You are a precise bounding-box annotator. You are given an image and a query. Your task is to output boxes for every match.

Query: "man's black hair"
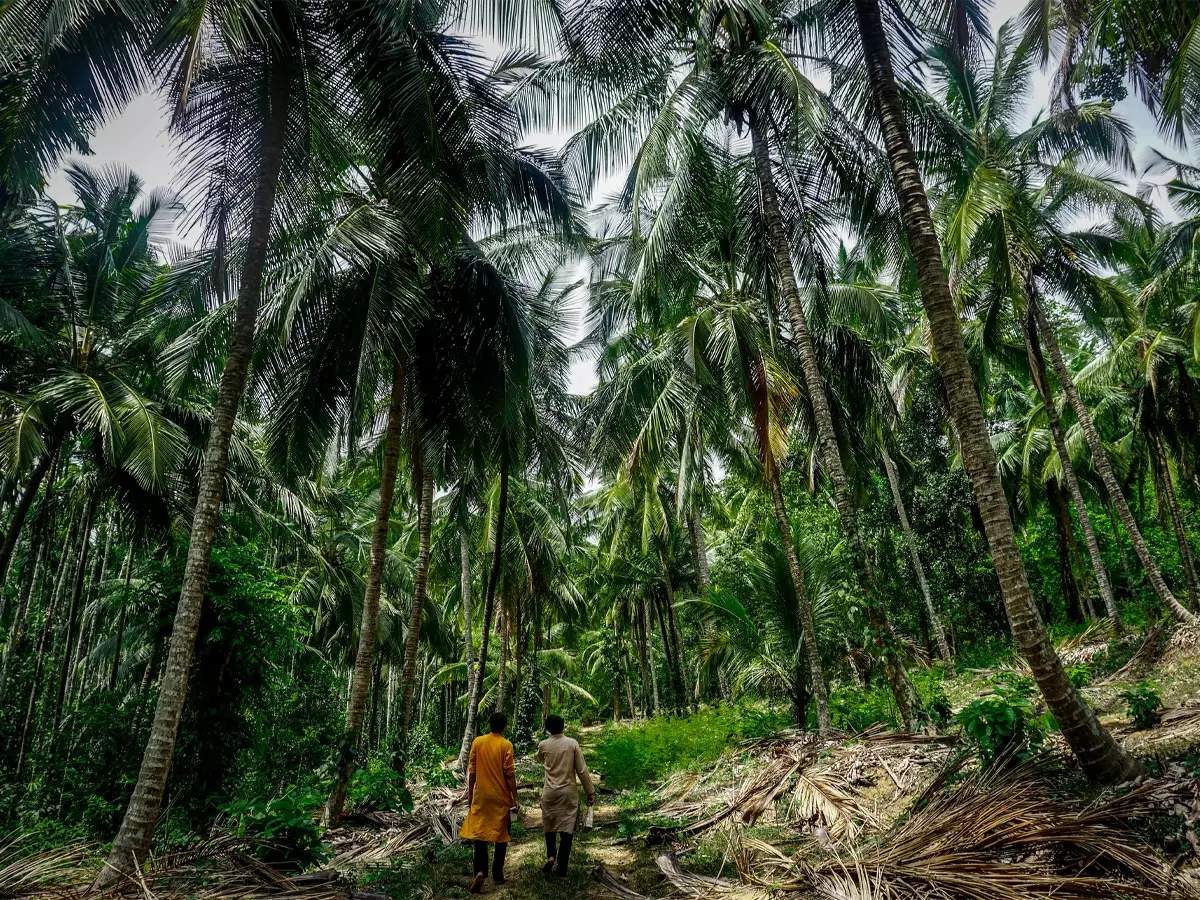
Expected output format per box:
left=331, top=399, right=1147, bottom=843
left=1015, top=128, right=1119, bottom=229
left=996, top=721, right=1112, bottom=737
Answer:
left=544, top=714, right=565, bottom=735
left=488, top=711, right=508, bottom=734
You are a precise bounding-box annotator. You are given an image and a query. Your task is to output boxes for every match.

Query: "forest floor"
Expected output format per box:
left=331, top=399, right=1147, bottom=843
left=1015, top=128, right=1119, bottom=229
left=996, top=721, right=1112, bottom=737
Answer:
left=339, top=624, right=1200, bottom=900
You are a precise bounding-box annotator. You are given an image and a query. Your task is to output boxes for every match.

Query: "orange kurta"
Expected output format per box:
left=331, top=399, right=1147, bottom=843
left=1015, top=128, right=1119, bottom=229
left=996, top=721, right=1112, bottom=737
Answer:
left=459, top=733, right=516, bottom=843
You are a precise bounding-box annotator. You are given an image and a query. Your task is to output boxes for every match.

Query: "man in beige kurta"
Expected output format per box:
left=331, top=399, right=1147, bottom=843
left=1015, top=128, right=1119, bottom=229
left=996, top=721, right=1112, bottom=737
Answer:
left=536, top=714, right=594, bottom=880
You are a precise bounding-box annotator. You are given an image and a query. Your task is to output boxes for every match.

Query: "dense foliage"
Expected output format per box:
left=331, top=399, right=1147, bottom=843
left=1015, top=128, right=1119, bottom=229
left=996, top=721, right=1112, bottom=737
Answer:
left=1, top=0, right=1199, bottom=877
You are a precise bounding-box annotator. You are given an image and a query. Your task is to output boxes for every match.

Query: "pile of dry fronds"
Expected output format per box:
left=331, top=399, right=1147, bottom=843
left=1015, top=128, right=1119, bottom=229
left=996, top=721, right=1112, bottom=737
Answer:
left=0, top=832, right=91, bottom=897
left=327, top=786, right=465, bottom=866
left=1055, top=620, right=1117, bottom=667
left=87, top=835, right=346, bottom=900
left=751, top=761, right=1187, bottom=899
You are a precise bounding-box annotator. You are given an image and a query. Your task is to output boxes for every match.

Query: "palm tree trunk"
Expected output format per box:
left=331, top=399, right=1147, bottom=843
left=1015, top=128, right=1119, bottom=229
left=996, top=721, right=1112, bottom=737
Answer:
left=109, top=545, right=134, bottom=691
left=688, top=505, right=709, bottom=595
left=645, top=600, right=660, bottom=715
left=0, top=449, right=53, bottom=588
left=96, top=60, right=294, bottom=886
left=52, top=492, right=98, bottom=738
left=1029, top=295, right=1196, bottom=625
left=767, top=469, right=831, bottom=731
left=853, top=0, right=1142, bottom=783
left=457, top=458, right=509, bottom=770
left=460, top=513, right=475, bottom=705
left=633, top=601, right=651, bottom=716
left=324, top=356, right=405, bottom=821
left=881, top=447, right=954, bottom=670
left=1026, top=309, right=1121, bottom=627
left=749, top=113, right=918, bottom=729
left=656, top=552, right=689, bottom=712
left=397, top=465, right=435, bottom=776
left=1, top=525, right=44, bottom=704
left=1153, top=432, right=1198, bottom=610
left=15, top=538, right=67, bottom=778
left=496, top=606, right=510, bottom=713
left=1049, top=483, right=1085, bottom=622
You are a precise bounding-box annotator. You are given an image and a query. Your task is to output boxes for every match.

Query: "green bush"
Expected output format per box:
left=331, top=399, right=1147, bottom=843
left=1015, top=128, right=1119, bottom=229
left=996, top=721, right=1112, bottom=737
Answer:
left=912, top=667, right=953, bottom=728
left=590, top=704, right=788, bottom=789
left=217, top=785, right=328, bottom=870
left=829, top=683, right=897, bottom=731
left=1119, top=681, right=1162, bottom=730
left=956, top=673, right=1045, bottom=766
left=349, top=759, right=412, bottom=813
left=1066, top=664, right=1092, bottom=689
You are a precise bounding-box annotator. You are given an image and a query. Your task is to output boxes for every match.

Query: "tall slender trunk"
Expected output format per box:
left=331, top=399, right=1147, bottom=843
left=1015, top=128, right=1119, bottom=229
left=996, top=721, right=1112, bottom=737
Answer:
left=1, top=526, right=44, bottom=703
left=1153, top=432, right=1198, bottom=610
left=767, top=470, right=831, bottom=731
left=687, top=505, right=709, bottom=595
left=853, top=0, right=1141, bottom=783
left=110, top=546, right=134, bottom=691
left=324, top=356, right=405, bottom=821
left=396, top=465, right=435, bottom=775
left=496, top=606, right=510, bottom=713
left=457, top=457, right=509, bottom=770
left=0, top=449, right=53, bottom=588
left=633, top=602, right=651, bottom=717
left=1049, top=483, right=1085, bottom=623
left=881, top=447, right=954, bottom=670
left=749, top=113, right=917, bottom=729
left=1025, top=314, right=1121, bottom=628
left=653, top=596, right=673, bottom=711
left=644, top=600, right=660, bottom=715
left=1030, top=295, right=1196, bottom=625
left=460, top=514, right=475, bottom=704
left=1108, top=502, right=1135, bottom=590
left=656, top=552, right=689, bottom=712
left=52, top=493, right=98, bottom=738
left=97, top=59, right=293, bottom=886
left=15, top=540, right=67, bottom=777
left=368, top=657, right=383, bottom=755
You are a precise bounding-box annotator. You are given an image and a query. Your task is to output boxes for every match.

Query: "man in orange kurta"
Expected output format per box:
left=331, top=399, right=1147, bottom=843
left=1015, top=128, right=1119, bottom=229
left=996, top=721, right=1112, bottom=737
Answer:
left=459, top=711, right=519, bottom=893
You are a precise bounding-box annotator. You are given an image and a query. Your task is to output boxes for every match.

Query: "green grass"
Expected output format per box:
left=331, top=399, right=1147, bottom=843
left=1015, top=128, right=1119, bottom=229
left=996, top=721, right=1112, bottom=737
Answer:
left=588, top=704, right=789, bottom=789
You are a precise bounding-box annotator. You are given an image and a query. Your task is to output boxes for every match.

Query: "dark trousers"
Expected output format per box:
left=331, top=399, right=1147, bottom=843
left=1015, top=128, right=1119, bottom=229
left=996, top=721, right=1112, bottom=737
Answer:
left=472, top=840, right=507, bottom=880
left=544, top=831, right=574, bottom=876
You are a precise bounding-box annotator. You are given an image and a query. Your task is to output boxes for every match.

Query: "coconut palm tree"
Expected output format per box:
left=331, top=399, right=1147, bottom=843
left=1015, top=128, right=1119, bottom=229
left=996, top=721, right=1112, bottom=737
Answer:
left=844, top=0, right=1142, bottom=782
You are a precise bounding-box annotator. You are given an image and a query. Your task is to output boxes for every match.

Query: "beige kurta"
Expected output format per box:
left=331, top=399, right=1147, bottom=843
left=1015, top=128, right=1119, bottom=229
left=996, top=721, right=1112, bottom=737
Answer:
left=536, top=733, right=595, bottom=833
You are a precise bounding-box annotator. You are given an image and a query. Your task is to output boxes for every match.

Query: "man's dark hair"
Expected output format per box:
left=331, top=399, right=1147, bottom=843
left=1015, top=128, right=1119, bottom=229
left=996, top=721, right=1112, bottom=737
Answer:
left=488, top=711, right=508, bottom=734
left=545, top=714, right=565, bottom=735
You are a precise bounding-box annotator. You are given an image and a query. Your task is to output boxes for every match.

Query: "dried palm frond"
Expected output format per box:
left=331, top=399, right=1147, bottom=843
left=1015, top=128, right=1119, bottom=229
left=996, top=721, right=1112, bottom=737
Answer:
left=1165, top=623, right=1200, bottom=659
left=1103, top=623, right=1169, bottom=683
left=0, top=832, right=91, bottom=898
left=591, top=864, right=650, bottom=899
left=655, top=853, right=772, bottom=900
left=813, top=861, right=888, bottom=900
left=789, top=772, right=878, bottom=842
left=785, top=761, right=1177, bottom=900
left=328, top=786, right=466, bottom=867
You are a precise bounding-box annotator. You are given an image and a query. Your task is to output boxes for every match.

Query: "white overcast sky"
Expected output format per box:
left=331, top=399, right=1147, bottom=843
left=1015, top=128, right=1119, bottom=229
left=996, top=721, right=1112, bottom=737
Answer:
left=42, top=0, right=1191, bottom=396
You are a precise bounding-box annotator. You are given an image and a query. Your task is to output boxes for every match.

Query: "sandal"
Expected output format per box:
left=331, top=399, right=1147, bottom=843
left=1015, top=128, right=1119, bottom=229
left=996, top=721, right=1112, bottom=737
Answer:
left=542, top=858, right=556, bottom=874
left=469, top=874, right=486, bottom=894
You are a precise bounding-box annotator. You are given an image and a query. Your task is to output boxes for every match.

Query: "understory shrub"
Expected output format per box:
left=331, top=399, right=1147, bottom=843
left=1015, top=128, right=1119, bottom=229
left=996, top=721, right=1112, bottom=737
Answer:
left=829, top=683, right=897, bottom=731
left=1119, top=681, right=1162, bottom=730
left=590, top=704, right=788, bottom=788
left=217, top=785, right=327, bottom=870
left=956, top=673, right=1046, bottom=766
left=349, top=759, right=411, bottom=813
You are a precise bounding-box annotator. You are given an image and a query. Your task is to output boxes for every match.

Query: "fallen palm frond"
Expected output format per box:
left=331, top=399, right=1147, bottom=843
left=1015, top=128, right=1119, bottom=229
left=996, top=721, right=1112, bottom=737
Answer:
left=789, top=771, right=879, bottom=842
left=648, top=743, right=814, bottom=843
left=1103, top=622, right=1169, bottom=683
left=1165, top=624, right=1200, bottom=660
left=91, top=835, right=345, bottom=900
left=1056, top=619, right=1115, bottom=663
left=654, top=853, right=772, bottom=900
left=0, top=833, right=91, bottom=898
left=328, top=787, right=465, bottom=866
left=773, top=760, right=1178, bottom=900
left=591, top=865, right=651, bottom=899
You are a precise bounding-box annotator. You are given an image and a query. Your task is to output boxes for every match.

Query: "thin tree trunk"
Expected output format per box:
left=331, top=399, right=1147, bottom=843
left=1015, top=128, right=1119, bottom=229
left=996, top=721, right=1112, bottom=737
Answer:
left=110, top=545, right=134, bottom=691
left=749, top=113, right=918, bottom=729
left=687, top=505, right=709, bottom=595
left=457, top=458, right=509, bottom=770
left=634, top=602, right=651, bottom=717
left=881, top=447, right=953, bottom=670
left=0, top=449, right=53, bottom=588
left=496, top=605, right=510, bottom=713
left=1, top=527, right=44, bottom=703
left=645, top=600, right=660, bottom=715
left=1026, top=309, right=1121, bottom=628
left=368, top=656, right=383, bottom=755
left=853, top=0, right=1141, bottom=783
left=460, top=514, right=475, bottom=707
left=15, top=542, right=66, bottom=777
left=1153, top=432, right=1198, bottom=610
left=768, top=470, right=831, bottom=731
left=324, top=356, right=405, bottom=821
left=1030, top=295, right=1195, bottom=625
left=397, top=465, right=435, bottom=775
left=52, top=493, right=98, bottom=738
left=1049, top=483, right=1085, bottom=623
left=1108, top=502, right=1135, bottom=589
left=656, top=552, right=689, bottom=712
